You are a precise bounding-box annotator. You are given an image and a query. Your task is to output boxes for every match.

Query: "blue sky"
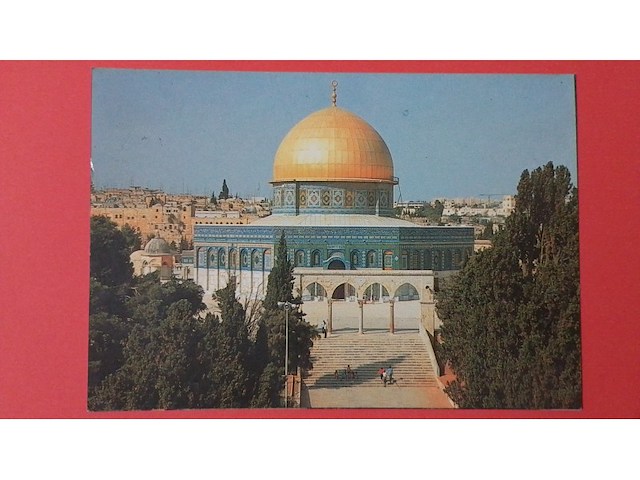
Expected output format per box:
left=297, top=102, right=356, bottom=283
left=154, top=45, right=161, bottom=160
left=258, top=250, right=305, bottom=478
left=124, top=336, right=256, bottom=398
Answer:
left=91, top=69, right=577, bottom=201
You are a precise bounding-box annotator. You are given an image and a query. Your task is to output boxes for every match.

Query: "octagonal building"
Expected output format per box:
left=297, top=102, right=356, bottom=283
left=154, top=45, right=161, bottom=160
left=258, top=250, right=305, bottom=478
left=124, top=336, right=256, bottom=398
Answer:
left=192, top=84, right=474, bottom=330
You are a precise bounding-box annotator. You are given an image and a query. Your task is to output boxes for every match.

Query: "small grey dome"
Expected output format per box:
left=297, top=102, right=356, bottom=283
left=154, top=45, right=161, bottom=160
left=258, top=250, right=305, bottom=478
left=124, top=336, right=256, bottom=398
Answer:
left=144, top=237, right=172, bottom=255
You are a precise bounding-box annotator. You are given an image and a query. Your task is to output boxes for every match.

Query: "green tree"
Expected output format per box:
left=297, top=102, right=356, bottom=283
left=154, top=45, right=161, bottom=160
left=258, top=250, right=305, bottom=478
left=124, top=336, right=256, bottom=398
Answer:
left=263, top=232, right=295, bottom=311
left=88, top=226, right=320, bottom=410
left=437, top=162, right=581, bottom=409
left=218, top=179, right=230, bottom=200
left=90, top=299, right=206, bottom=411
left=179, top=237, right=192, bottom=251
left=478, top=221, right=495, bottom=240
left=88, top=216, right=136, bottom=396
left=258, top=231, right=319, bottom=406
left=88, top=310, right=130, bottom=390
left=121, top=224, right=142, bottom=254
left=126, top=273, right=205, bottom=327
left=205, top=278, right=253, bottom=407
left=90, top=215, right=133, bottom=287
left=414, top=200, right=444, bottom=223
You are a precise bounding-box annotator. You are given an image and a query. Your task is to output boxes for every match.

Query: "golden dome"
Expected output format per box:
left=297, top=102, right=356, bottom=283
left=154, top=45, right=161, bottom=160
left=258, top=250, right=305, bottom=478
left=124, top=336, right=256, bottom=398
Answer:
left=273, top=106, right=394, bottom=184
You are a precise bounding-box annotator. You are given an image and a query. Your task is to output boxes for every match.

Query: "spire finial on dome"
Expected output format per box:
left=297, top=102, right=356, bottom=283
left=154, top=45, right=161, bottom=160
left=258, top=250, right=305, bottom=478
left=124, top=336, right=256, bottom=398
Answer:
left=331, top=80, right=338, bottom=107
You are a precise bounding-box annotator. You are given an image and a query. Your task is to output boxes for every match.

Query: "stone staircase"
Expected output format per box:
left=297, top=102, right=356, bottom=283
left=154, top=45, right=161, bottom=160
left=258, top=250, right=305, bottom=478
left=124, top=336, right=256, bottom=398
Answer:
left=303, top=330, right=438, bottom=389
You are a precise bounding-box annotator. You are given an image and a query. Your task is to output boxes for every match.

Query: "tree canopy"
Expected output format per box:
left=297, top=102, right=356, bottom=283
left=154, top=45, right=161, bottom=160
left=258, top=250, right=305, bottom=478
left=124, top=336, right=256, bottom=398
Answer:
left=90, top=215, right=133, bottom=287
left=437, top=162, right=581, bottom=409
left=88, top=226, right=317, bottom=410
left=120, top=224, right=143, bottom=254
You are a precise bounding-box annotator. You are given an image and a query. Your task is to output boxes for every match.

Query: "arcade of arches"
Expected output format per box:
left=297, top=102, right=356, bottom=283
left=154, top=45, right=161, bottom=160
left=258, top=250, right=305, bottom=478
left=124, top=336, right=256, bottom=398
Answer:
left=302, top=279, right=421, bottom=302
left=295, top=270, right=442, bottom=335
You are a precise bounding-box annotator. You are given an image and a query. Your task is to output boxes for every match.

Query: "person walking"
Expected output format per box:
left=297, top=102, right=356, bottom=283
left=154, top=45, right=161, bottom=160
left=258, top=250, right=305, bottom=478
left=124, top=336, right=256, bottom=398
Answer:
left=378, top=367, right=385, bottom=382
left=386, top=366, right=394, bottom=385
left=321, top=320, right=327, bottom=338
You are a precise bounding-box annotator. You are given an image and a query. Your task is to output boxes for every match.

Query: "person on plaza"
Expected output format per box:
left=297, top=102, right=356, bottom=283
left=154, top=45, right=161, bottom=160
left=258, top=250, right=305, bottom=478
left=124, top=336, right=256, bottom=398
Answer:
left=334, top=369, right=339, bottom=380
left=321, top=320, right=327, bottom=338
left=378, top=367, right=385, bottom=382
left=346, top=365, right=353, bottom=379
left=386, top=365, right=394, bottom=385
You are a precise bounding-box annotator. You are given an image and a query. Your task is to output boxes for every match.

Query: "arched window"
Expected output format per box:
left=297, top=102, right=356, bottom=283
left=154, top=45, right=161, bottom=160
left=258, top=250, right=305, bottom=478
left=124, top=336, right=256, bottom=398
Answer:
left=263, top=249, right=272, bottom=270
left=197, top=247, right=207, bottom=268
left=394, top=283, right=419, bottom=301
left=383, top=250, right=393, bottom=270
left=412, top=250, right=420, bottom=269
left=363, top=283, right=389, bottom=302
left=332, top=283, right=356, bottom=300
left=218, top=248, right=226, bottom=268
left=303, top=282, right=327, bottom=300
left=229, top=249, right=238, bottom=269
left=327, top=258, right=346, bottom=270
left=350, top=250, right=359, bottom=267
left=209, top=249, right=215, bottom=268
left=252, top=249, right=261, bottom=269
left=366, top=250, right=377, bottom=267
left=241, top=249, right=249, bottom=268
left=311, top=250, right=321, bottom=267
left=401, top=250, right=408, bottom=269
left=295, top=250, right=305, bottom=267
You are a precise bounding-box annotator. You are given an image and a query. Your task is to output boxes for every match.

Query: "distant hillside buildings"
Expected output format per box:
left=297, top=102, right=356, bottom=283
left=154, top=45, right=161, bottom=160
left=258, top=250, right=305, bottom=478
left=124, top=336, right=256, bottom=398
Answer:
left=395, top=195, right=516, bottom=241
left=91, top=187, right=271, bottom=247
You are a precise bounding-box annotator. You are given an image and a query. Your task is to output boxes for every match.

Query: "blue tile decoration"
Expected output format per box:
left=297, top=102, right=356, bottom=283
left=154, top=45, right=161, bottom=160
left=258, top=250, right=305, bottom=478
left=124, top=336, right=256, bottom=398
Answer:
left=321, top=190, right=331, bottom=206
left=332, top=189, right=343, bottom=207
left=308, top=189, right=320, bottom=206
left=284, top=188, right=295, bottom=206
left=345, top=190, right=354, bottom=207
left=379, top=190, right=389, bottom=208
left=194, top=222, right=473, bottom=272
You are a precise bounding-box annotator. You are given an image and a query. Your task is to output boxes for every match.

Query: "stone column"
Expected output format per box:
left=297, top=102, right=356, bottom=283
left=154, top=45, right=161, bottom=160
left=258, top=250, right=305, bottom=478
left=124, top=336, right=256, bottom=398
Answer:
left=389, top=299, right=395, bottom=334
left=327, top=298, right=333, bottom=334
left=358, top=299, right=364, bottom=334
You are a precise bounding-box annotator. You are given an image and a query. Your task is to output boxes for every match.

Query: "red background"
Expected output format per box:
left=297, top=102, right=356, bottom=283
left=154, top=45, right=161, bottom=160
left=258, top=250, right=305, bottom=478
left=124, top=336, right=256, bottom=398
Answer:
left=1, top=61, right=638, bottom=418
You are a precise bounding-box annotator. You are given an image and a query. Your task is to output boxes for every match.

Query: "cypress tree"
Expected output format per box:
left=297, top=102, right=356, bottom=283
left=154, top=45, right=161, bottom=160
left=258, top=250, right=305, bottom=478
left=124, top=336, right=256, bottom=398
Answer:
left=208, top=277, right=253, bottom=407
left=258, top=231, right=319, bottom=406
left=219, top=179, right=230, bottom=200
left=438, top=162, right=581, bottom=409
left=263, top=231, right=295, bottom=311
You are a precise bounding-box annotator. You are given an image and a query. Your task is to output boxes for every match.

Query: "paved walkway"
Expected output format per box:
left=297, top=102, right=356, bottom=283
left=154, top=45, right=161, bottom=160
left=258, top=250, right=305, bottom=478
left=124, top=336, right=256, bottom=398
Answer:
left=301, top=384, right=453, bottom=409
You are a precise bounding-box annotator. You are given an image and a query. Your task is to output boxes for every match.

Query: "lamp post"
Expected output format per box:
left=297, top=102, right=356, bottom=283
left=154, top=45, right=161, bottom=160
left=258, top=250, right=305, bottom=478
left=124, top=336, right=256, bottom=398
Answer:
left=277, top=301, right=294, bottom=407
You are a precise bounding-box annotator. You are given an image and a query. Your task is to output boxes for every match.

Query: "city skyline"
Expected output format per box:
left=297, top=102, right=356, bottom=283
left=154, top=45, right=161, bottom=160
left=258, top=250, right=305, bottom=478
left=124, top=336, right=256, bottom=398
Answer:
left=91, top=70, right=577, bottom=200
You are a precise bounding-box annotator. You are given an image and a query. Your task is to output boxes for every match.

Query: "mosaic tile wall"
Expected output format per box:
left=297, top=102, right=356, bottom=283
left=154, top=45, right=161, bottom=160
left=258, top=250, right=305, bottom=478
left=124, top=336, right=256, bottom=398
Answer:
left=193, top=224, right=474, bottom=272
left=271, top=181, right=394, bottom=215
